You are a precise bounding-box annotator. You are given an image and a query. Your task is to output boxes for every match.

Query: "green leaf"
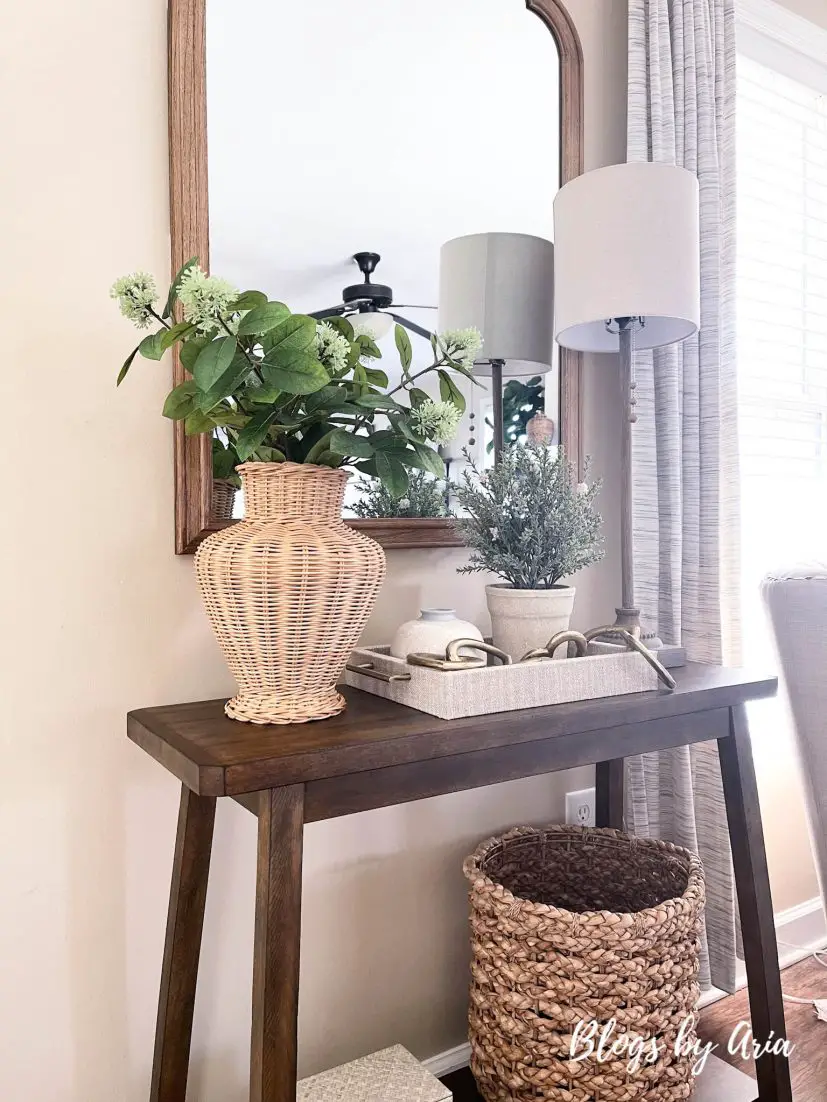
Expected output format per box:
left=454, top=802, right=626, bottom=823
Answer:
left=438, top=369, right=466, bottom=414
left=236, top=408, right=279, bottom=461
left=324, top=316, right=355, bottom=341
left=445, top=358, right=479, bottom=383
left=164, top=257, right=199, bottom=319
left=117, top=345, right=140, bottom=386
left=197, top=351, right=252, bottom=412
left=184, top=409, right=216, bottom=435
left=375, top=451, right=409, bottom=499
left=394, top=325, right=413, bottom=372
left=363, top=366, right=389, bottom=388
left=212, top=436, right=238, bottom=480
left=179, top=335, right=210, bottom=372
left=210, top=405, right=247, bottom=428
left=259, top=316, right=329, bottom=394
left=245, top=384, right=283, bottom=405
left=373, top=443, right=434, bottom=474
left=408, top=387, right=429, bottom=410
left=305, top=430, right=336, bottom=464
left=160, top=321, right=196, bottom=350
left=329, top=429, right=374, bottom=459
left=236, top=301, right=291, bottom=336
left=192, top=336, right=237, bottom=393
left=413, top=443, right=446, bottom=478
left=306, top=384, right=352, bottom=413
left=253, top=445, right=286, bottom=463
left=229, top=290, right=268, bottom=313
left=353, top=394, right=406, bottom=413
left=162, top=380, right=197, bottom=419
left=261, top=351, right=329, bottom=395
left=356, top=334, right=382, bottom=360
left=139, top=330, right=166, bottom=361
left=353, top=458, right=377, bottom=477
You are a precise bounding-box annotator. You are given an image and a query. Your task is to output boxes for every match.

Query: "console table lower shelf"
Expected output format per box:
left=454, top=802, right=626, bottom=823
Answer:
left=127, top=663, right=792, bottom=1102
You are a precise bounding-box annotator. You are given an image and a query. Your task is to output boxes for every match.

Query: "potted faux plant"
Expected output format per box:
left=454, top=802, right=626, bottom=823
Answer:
left=454, top=444, right=603, bottom=660
left=111, top=260, right=478, bottom=724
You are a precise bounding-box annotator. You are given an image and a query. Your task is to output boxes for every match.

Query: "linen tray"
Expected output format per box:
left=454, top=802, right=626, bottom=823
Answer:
left=344, top=643, right=662, bottom=720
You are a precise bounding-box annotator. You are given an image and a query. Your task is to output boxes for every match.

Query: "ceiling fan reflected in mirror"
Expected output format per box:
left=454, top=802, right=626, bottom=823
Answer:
left=309, top=252, right=435, bottom=342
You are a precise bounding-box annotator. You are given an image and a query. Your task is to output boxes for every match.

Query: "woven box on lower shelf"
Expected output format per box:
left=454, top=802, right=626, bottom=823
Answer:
left=464, top=826, right=705, bottom=1102
left=297, top=1044, right=452, bottom=1102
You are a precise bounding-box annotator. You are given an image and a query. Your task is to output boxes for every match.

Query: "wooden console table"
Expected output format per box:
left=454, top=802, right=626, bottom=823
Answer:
left=128, top=664, right=792, bottom=1102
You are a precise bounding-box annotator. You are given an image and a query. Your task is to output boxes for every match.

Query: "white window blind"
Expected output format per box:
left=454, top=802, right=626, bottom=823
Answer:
left=737, top=54, right=827, bottom=675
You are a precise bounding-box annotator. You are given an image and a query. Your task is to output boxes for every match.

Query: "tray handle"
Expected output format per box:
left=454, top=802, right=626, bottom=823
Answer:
left=584, top=626, right=676, bottom=690
left=345, top=662, right=412, bottom=684
left=446, top=639, right=512, bottom=666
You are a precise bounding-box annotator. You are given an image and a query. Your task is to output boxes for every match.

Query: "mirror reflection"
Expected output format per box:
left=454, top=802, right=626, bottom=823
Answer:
left=206, top=0, right=561, bottom=521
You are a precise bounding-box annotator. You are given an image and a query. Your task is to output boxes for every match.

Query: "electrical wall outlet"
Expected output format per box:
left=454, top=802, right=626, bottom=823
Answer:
left=565, top=786, right=596, bottom=827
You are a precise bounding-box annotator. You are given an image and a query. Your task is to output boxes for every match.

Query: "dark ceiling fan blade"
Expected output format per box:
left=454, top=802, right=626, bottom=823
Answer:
left=391, top=304, right=437, bottom=311
left=308, top=304, right=347, bottom=319
left=389, top=312, right=435, bottom=342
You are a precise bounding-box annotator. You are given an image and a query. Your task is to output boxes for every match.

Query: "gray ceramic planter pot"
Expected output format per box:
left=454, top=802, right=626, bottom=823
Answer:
left=485, top=584, right=576, bottom=662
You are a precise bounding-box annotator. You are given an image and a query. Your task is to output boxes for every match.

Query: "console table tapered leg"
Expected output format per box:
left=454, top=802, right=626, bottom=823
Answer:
left=150, top=785, right=216, bottom=1102
left=595, top=759, right=625, bottom=829
left=719, top=706, right=792, bottom=1102
left=251, top=785, right=305, bottom=1102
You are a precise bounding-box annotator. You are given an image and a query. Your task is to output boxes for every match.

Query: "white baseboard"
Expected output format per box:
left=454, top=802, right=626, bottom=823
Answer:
left=423, top=1042, right=471, bottom=1079
left=423, top=896, right=827, bottom=1077
left=700, top=894, right=827, bottom=1008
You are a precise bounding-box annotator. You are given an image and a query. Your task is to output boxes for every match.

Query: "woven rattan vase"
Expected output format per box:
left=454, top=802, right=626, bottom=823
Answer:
left=464, top=825, right=705, bottom=1102
left=195, top=462, right=386, bottom=725
left=211, top=478, right=237, bottom=521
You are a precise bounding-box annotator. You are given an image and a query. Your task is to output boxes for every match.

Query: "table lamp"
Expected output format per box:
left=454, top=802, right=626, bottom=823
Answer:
left=553, top=162, right=700, bottom=639
left=439, top=232, right=555, bottom=464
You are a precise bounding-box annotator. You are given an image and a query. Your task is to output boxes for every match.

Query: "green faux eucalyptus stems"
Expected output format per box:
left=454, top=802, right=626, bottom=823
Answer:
left=110, top=259, right=482, bottom=498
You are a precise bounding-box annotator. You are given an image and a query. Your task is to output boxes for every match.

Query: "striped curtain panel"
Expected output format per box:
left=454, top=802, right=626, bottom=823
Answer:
left=626, top=0, right=741, bottom=992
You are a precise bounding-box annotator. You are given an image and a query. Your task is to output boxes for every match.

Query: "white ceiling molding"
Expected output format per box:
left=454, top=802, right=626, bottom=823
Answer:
left=738, top=0, right=827, bottom=65
left=738, top=0, right=827, bottom=92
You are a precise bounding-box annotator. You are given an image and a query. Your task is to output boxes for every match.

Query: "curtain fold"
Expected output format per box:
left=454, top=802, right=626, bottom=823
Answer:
left=626, top=0, right=741, bottom=993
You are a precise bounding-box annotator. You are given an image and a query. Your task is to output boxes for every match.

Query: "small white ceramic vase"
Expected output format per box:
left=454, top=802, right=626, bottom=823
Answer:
left=390, top=608, right=484, bottom=659
left=485, top=584, right=576, bottom=661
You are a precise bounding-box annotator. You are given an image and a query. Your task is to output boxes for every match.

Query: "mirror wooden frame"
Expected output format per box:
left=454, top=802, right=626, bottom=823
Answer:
left=168, top=0, right=584, bottom=553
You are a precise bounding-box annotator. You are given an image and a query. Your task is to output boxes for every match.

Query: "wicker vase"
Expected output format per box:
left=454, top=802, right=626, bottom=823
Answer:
left=211, top=478, right=237, bottom=521
left=195, top=462, right=386, bottom=725
left=464, top=825, right=705, bottom=1102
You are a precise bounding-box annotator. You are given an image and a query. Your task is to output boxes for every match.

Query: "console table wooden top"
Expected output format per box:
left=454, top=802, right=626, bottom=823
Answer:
left=128, top=662, right=776, bottom=801
left=128, top=663, right=791, bottom=1102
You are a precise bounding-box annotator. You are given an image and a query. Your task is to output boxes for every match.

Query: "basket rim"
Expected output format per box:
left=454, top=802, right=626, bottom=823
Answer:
left=463, top=824, right=705, bottom=927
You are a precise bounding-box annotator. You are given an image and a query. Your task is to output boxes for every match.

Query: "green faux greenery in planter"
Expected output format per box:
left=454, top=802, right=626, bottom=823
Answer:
left=110, top=260, right=480, bottom=499
left=486, top=375, right=545, bottom=453
left=454, top=444, right=604, bottom=660
left=454, top=444, right=603, bottom=588
left=351, top=470, right=452, bottom=519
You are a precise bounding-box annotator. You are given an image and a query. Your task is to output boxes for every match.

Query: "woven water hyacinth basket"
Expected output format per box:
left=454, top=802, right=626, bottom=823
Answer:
left=195, top=462, right=385, bottom=725
left=464, top=826, right=705, bottom=1102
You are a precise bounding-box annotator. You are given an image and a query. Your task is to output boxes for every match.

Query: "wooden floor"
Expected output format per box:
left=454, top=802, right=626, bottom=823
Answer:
left=698, top=956, right=827, bottom=1101
left=441, top=957, right=827, bottom=1101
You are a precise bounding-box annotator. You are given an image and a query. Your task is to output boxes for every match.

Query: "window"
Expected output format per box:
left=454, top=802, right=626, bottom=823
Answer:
left=737, top=42, right=827, bottom=689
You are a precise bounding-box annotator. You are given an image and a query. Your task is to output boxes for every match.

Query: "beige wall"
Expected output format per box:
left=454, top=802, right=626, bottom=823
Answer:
left=0, top=0, right=818, bottom=1100
left=775, top=0, right=827, bottom=30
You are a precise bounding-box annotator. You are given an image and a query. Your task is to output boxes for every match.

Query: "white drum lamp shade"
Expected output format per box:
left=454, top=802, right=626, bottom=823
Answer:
left=553, top=162, right=701, bottom=352
left=439, top=232, right=555, bottom=377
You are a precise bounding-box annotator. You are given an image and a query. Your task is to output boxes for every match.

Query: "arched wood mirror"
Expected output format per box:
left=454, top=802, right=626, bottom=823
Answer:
left=169, top=0, right=583, bottom=552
